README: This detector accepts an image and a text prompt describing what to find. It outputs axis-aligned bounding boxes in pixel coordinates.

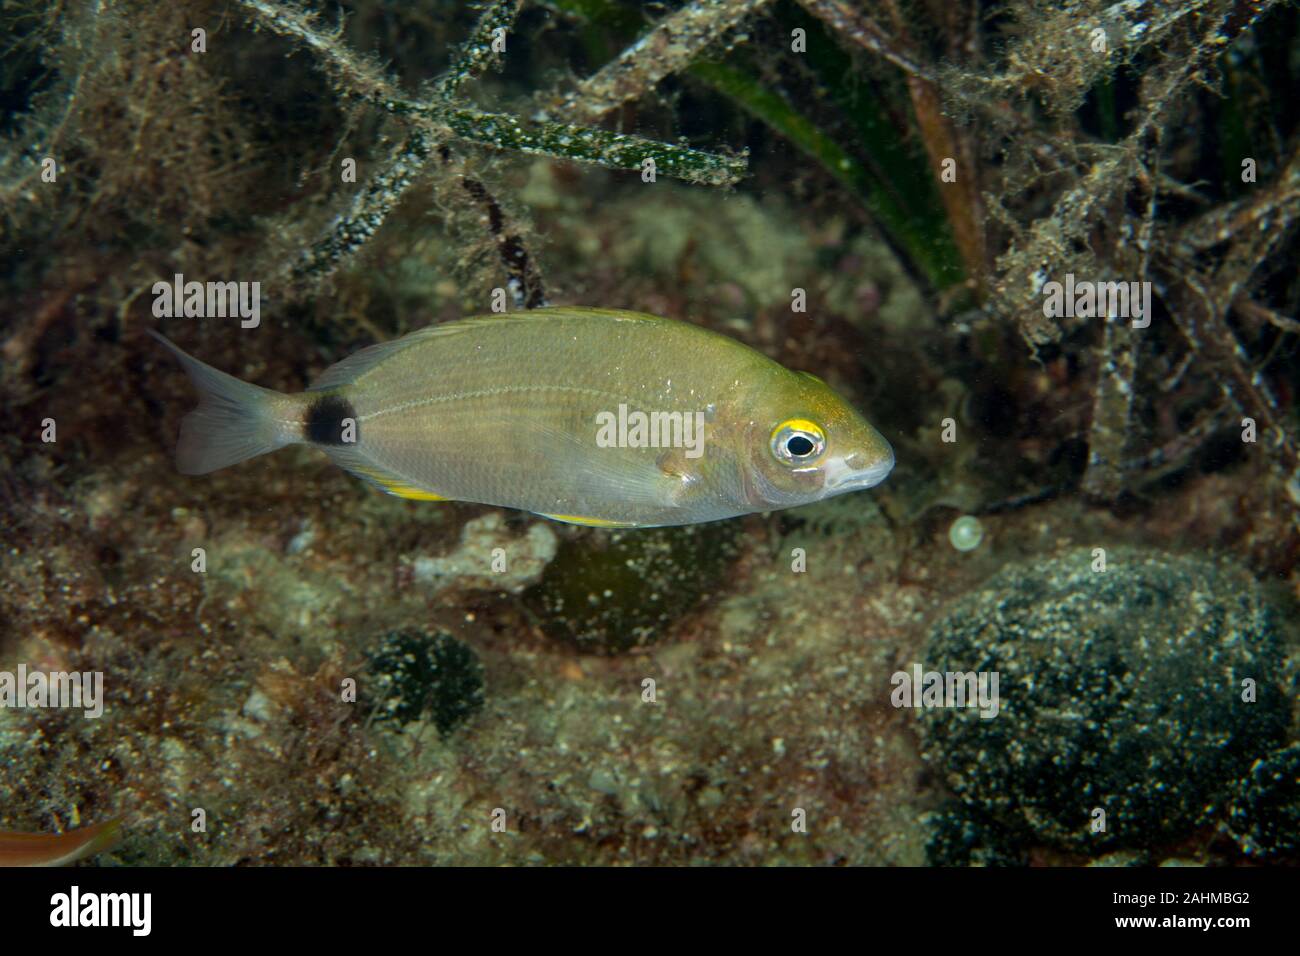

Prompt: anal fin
[320,446,450,501]
[372,478,449,501]
[540,512,639,528]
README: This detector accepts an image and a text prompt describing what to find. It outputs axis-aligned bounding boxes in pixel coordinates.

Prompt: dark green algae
[919,546,1293,862]
[1227,743,1300,859]
[523,522,745,653]
[365,629,486,735]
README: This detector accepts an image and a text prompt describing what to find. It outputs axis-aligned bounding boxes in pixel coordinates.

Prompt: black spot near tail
[304,394,358,446]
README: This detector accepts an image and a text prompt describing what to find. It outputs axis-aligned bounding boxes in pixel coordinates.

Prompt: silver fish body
[153,307,894,527]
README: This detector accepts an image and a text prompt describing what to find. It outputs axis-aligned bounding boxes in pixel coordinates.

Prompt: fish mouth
[824,444,895,492]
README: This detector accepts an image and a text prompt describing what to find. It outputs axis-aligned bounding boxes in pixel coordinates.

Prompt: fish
[150,306,894,527]
[0,817,122,867]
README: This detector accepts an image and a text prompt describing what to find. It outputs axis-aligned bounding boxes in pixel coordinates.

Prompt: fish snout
[825,442,895,492]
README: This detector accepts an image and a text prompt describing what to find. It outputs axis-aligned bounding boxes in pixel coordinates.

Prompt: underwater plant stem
[443,107,746,186]
[998,1,1275,345]
[557,0,776,124]
[1080,315,1138,500]
[292,128,436,282]
[452,158,550,309]
[794,0,932,80]
[238,0,747,184]
[237,0,749,287]
[438,0,524,100]
[1236,299,1300,335]
[877,0,986,294]
[237,0,402,109]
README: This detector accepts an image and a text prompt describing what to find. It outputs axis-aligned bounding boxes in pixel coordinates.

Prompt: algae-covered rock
[924,800,1028,867]
[522,523,743,654]
[919,546,1290,856]
[1227,743,1300,858]
[364,630,485,735]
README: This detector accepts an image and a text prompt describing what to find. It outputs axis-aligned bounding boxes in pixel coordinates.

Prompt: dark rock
[522,523,742,653]
[1227,743,1300,858]
[919,546,1289,853]
[365,629,485,735]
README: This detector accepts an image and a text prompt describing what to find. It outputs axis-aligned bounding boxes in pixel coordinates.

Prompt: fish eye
[770,419,826,465]
[787,434,815,456]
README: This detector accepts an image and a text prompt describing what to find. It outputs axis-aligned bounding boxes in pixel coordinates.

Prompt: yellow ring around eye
[770,419,827,465]
[772,419,825,443]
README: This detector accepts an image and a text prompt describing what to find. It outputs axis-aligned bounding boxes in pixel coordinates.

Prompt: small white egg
[949,515,985,552]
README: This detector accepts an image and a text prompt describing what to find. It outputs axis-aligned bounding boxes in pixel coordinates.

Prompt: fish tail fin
[149,330,297,475]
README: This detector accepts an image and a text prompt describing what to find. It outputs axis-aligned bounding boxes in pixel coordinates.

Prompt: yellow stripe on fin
[380,481,449,501]
[541,512,638,528]
[357,468,448,501]
[319,445,451,501]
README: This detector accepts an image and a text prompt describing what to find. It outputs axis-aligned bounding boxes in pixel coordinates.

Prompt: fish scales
[343,310,766,520]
